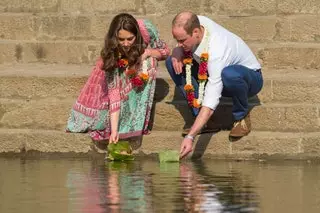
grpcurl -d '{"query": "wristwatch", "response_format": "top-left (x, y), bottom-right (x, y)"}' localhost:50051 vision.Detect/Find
top-left (184, 135), bottom-right (194, 141)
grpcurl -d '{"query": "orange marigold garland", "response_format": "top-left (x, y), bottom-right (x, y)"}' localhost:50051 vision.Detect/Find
top-left (183, 51), bottom-right (209, 108)
top-left (118, 55), bottom-right (149, 88)
top-left (117, 58), bottom-right (129, 68)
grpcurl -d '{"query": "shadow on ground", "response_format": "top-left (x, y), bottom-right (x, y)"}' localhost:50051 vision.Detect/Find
top-left (167, 87), bottom-right (263, 159)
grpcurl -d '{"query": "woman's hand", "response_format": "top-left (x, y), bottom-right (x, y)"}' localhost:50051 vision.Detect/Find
top-left (141, 48), bottom-right (151, 62)
top-left (110, 110), bottom-right (120, 144)
top-left (109, 131), bottom-right (119, 144)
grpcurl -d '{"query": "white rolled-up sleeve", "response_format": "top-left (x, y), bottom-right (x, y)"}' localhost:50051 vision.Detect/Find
top-left (201, 58), bottom-right (226, 110)
top-left (201, 35), bottom-right (231, 110)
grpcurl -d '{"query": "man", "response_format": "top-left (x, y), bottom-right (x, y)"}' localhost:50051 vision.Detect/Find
top-left (165, 11), bottom-right (263, 159)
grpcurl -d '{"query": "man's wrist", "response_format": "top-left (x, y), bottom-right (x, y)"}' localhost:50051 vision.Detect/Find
top-left (184, 135), bottom-right (194, 141)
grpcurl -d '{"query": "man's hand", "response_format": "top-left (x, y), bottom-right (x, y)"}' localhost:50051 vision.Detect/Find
top-left (179, 107), bottom-right (215, 159)
top-left (171, 47), bottom-right (184, 74)
top-left (180, 137), bottom-right (193, 159)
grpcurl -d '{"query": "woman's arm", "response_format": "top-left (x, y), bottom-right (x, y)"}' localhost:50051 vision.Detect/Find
top-left (143, 48), bottom-right (163, 60)
top-left (109, 110), bottom-right (120, 143)
top-left (107, 70), bottom-right (121, 143)
top-left (138, 19), bottom-right (170, 60)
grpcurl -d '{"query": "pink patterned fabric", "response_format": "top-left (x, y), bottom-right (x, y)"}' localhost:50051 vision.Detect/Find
top-left (74, 59), bottom-right (135, 118)
top-left (137, 19), bottom-right (151, 44)
top-left (67, 19), bottom-right (170, 140)
top-left (73, 59), bottom-right (109, 117)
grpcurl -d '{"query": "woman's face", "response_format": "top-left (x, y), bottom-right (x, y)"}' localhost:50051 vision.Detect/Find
top-left (117, 29), bottom-right (136, 52)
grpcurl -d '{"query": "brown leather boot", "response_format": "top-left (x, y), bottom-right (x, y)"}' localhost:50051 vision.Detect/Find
top-left (229, 113), bottom-right (251, 137)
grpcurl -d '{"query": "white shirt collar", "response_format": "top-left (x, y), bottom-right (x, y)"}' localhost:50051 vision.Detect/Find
top-left (193, 26), bottom-right (210, 58)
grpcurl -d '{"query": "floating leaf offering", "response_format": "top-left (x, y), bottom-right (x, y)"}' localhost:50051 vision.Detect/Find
top-left (107, 141), bottom-right (134, 161)
top-left (159, 150), bottom-right (180, 162)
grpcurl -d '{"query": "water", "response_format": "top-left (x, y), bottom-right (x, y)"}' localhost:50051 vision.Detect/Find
top-left (0, 157), bottom-right (319, 213)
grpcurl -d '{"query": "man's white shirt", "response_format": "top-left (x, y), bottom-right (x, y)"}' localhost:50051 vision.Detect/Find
top-left (193, 15), bottom-right (261, 110)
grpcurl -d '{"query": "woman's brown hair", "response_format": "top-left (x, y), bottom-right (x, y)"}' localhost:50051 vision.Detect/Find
top-left (100, 13), bottom-right (145, 73)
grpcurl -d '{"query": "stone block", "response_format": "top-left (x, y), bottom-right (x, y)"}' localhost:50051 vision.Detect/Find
top-left (0, 98), bottom-right (73, 131)
top-left (0, 76), bottom-right (87, 100)
top-left (0, 129), bottom-right (24, 153)
top-left (272, 77), bottom-right (320, 103)
top-left (273, 17), bottom-right (291, 41)
top-left (218, 0), bottom-right (276, 16)
top-left (60, 0), bottom-right (138, 14)
top-left (143, 15), bottom-right (177, 48)
top-left (144, 0), bottom-right (202, 15)
top-left (257, 79), bottom-right (272, 103)
top-left (0, 15), bottom-right (36, 40)
top-left (35, 16), bottom-right (93, 40)
top-left (199, 133), bottom-right (231, 155)
top-left (256, 136), bottom-right (301, 154)
top-left (0, 0), bottom-right (59, 13)
top-left (20, 41), bottom-right (101, 64)
top-left (301, 134), bottom-right (320, 153)
top-left (250, 105), bottom-right (283, 131)
top-left (277, 0), bottom-right (320, 14)
top-left (0, 42), bottom-right (17, 63)
top-left (213, 16), bottom-right (277, 41)
top-left (258, 44), bottom-right (320, 69)
top-left (0, 129), bottom-right (91, 153)
top-left (251, 105), bottom-right (320, 132)
top-left (282, 106), bottom-right (319, 131)
top-left (231, 132), bottom-right (300, 154)
top-left (290, 15), bottom-right (320, 42)
top-left (137, 131), bottom-right (182, 154)
top-left (152, 102), bottom-right (195, 131)
top-left (90, 16), bottom-right (112, 40)
top-left (0, 14), bottom-right (115, 41)
top-left (202, 0), bottom-right (221, 14)
top-left (230, 134), bottom-right (260, 155)
top-left (275, 15), bottom-right (320, 42)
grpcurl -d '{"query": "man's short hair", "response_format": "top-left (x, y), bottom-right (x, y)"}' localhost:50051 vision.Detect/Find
top-left (172, 12), bottom-right (200, 35)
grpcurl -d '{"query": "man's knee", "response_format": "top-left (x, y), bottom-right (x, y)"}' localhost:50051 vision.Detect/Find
top-left (165, 56), bottom-right (173, 70)
top-left (221, 65), bottom-right (241, 87)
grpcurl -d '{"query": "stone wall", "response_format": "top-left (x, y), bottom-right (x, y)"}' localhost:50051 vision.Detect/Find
top-left (1, 0), bottom-right (320, 158)
top-left (1, 0), bottom-right (320, 68)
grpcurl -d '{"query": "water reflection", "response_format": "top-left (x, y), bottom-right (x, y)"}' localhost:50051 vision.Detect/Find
top-left (66, 161), bottom-right (152, 213)
top-left (1, 158), bottom-right (319, 213)
top-left (179, 163), bottom-right (225, 212)
top-left (178, 162), bottom-right (258, 212)
top-left (66, 159), bottom-right (258, 213)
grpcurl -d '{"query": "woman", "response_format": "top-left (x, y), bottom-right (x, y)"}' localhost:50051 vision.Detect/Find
top-left (66, 13), bottom-right (170, 143)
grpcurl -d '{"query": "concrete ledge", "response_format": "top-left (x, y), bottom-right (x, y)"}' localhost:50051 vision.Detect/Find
top-left (1, 98), bottom-right (319, 132)
top-left (1, 129), bottom-right (320, 160)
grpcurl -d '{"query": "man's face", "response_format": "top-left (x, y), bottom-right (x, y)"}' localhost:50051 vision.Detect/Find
top-left (172, 27), bottom-right (196, 52)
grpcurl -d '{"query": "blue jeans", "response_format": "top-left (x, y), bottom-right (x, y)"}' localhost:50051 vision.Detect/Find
top-left (165, 56), bottom-right (263, 120)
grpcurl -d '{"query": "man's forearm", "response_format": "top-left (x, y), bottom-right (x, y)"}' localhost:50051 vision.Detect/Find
top-left (187, 106), bottom-right (214, 137)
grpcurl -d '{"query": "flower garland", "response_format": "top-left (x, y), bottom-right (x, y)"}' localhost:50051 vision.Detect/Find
top-left (183, 51), bottom-right (208, 108)
top-left (118, 56), bottom-right (149, 88)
